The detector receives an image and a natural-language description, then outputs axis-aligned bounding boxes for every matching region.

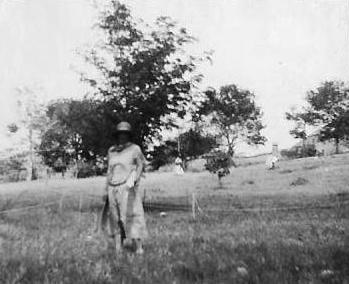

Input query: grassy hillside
[0,154,348,283]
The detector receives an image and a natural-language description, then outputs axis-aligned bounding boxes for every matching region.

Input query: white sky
[0,0,349,154]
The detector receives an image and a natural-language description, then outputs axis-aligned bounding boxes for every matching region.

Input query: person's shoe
[135,247,144,255]
[122,239,136,252]
[115,239,122,253]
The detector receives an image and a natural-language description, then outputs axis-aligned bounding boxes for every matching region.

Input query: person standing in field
[174,155,184,175]
[265,155,278,170]
[101,121,148,254]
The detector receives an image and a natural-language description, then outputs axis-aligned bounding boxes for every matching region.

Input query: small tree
[286,81,349,154]
[7,87,49,180]
[0,155,25,182]
[178,129,217,161]
[285,109,313,157]
[204,150,232,181]
[199,85,266,157]
[309,82,349,153]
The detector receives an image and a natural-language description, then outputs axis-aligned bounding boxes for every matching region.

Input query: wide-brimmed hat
[116,121,132,133]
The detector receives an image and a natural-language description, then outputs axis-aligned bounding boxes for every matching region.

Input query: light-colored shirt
[107,143,145,186]
[265,155,278,169]
[175,157,182,165]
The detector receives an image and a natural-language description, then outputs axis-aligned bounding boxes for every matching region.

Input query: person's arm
[103,150,110,200]
[135,147,145,184]
[231,159,237,168]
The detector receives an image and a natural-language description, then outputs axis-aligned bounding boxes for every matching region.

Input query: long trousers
[104,184,148,242]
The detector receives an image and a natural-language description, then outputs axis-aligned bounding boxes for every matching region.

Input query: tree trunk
[302,122,306,157]
[228,145,234,156]
[27,128,34,181]
[335,137,339,154]
[226,135,236,168]
[302,138,306,157]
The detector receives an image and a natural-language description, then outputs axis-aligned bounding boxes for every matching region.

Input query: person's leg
[129,186,147,254]
[118,185,129,248]
[108,187,123,251]
[134,238,144,254]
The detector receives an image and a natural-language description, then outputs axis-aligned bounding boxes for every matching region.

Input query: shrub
[290,177,309,186]
[281,144,317,160]
[0,156,27,182]
[204,150,233,179]
[242,180,255,185]
[148,141,178,171]
[77,164,97,179]
[279,169,293,174]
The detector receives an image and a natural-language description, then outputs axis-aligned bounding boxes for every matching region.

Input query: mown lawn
[0,154,348,283]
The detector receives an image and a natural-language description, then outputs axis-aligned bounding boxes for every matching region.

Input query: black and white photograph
[0,0,348,283]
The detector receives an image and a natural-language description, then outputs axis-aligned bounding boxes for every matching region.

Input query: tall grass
[0,192,348,283]
[0,154,349,283]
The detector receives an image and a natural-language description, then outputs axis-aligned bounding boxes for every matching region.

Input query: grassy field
[0,154,348,283]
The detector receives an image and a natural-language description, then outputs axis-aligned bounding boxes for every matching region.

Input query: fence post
[143,187,147,203]
[192,192,196,219]
[186,188,190,210]
[59,191,65,214]
[78,193,83,224]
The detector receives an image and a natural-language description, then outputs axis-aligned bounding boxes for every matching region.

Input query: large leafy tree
[148,129,217,170]
[148,140,178,170]
[178,129,217,160]
[286,81,349,154]
[199,85,266,157]
[39,99,111,168]
[82,1,208,149]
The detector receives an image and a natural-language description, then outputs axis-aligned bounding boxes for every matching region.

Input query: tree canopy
[81,0,208,149]
[148,128,217,170]
[179,129,217,160]
[286,81,349,154]
[39,99,110,168]
[199,84,266,156]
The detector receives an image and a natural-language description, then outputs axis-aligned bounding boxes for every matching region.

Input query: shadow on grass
[302,165,320,171]
[241,180,255,185]
[278,169,293,174]
[290,177,309,186]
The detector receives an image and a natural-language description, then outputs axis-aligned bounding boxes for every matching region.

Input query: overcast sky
[1,0,348,154]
